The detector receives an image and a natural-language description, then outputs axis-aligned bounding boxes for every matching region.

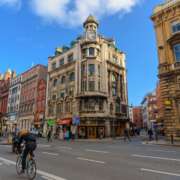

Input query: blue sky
[0,0,164,106]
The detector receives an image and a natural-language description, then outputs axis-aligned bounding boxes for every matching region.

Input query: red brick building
[18,65,47,131]
[132,107,143,128]
[0,69,15,133]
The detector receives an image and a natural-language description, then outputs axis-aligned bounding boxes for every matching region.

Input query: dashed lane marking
[132,154,180,162]
[141,168,180,177]
[42,152,59,156]
[85,149,109,154]
[0,157,67,180]
[59,146,72,150]
[77,157,106,164]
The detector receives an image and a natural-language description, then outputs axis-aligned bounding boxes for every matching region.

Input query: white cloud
[30,0,141,27]
[0,0,21,7]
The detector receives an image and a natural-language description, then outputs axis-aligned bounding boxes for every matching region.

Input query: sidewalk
[0,137,11,145]
[143,139,180,147]
[38,137,124,144]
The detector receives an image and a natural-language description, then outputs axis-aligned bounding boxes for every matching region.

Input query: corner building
[152,0,180,139]
[46,16,128,138]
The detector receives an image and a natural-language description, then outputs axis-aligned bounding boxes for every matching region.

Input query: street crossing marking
[141,168,180,177]
[132,154,180,162]
[85,149,109,154]
[0,157,67,180]
[42,152,59,156]
[77,157,106,164]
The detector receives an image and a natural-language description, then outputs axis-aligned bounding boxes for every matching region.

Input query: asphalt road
[0,138,180,180]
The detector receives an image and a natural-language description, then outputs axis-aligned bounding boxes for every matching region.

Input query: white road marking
[0,157,67,180]
[150,149,176,153]
[59,146,72,150]
[38,144,51,148]
[85,149,109,154]
[141,168,180,177]
[42,152,59,156]
[132,154,180,162]
[77,157,105,164]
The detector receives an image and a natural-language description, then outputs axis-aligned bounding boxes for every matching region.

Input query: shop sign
[47,119,55,126]
[72,116,80,125]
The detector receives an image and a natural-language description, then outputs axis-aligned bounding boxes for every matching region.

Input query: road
[0,137,180,180]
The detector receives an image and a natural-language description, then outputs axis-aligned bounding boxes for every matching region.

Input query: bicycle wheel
[16,156,22,175]
[26,159,37,180]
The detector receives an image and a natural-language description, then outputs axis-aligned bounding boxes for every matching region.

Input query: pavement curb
[143,141,180,147]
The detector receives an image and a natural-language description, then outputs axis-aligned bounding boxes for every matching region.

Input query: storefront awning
[57,118,72,125]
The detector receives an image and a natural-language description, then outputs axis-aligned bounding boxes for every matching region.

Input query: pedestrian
[154,128,158,142]
[124,128,131,142]
[47,128,52,142]
[148,128,153,141]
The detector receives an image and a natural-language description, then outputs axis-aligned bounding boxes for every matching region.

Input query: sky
[0,0,164,106]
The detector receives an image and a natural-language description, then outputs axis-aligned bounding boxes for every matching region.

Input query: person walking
[148,128,153,141]
[124,128,131,142]
[47,128,52,142]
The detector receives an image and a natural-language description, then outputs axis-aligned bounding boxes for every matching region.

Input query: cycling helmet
[19,129,29,136]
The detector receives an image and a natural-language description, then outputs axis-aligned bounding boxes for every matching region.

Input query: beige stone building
[45,16,128,138]
[151,0,180,139]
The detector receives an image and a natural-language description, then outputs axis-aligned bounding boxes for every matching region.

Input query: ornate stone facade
[46,16,128,138]
[151,0,180,139]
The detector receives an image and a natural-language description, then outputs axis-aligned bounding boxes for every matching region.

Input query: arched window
[61,76,66,84]
[69,72,75,81]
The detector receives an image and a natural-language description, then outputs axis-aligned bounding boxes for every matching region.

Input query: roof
[152,0,179,15]
[83,15,99,27]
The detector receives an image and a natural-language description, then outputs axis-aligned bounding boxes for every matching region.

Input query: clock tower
[83,15,99,41]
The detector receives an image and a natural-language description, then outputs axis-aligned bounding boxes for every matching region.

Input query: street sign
[72,116,80,125]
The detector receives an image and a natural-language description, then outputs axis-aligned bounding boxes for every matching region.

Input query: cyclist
[17,129,37,174]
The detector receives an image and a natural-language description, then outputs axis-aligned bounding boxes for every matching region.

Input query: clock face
[87,31,96,41]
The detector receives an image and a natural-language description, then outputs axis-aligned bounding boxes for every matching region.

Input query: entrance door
[87,127,96,139]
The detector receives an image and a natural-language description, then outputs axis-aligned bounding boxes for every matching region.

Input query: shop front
[57,118,72,140]
[78,125,105,139]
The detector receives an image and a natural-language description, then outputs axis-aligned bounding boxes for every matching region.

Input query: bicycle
[16,146,37,180]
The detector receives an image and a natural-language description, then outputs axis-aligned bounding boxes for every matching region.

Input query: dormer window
[172,21,180,34]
